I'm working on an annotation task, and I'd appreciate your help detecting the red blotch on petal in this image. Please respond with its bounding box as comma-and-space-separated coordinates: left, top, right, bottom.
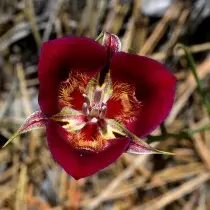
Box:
46, 120, 130, 179
110, 52, 176, 137
38, 37, 108, 116
106, 99, 123, 119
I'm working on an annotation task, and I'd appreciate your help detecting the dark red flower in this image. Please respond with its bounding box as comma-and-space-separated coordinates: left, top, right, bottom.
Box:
5, 32, 176, 179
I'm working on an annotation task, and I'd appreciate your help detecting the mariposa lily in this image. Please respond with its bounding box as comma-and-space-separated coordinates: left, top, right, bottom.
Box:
4, 32, 176, 179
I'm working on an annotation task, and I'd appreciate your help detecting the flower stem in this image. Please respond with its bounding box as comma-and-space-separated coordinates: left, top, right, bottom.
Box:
175, 43, 210, 117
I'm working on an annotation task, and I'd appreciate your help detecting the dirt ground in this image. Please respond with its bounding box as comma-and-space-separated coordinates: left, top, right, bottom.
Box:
1, 0, 210, 209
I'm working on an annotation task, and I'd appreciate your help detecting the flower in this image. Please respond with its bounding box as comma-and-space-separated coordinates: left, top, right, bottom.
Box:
5, 32, 176, 180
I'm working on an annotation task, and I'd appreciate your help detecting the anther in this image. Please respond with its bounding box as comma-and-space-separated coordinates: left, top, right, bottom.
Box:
90, 117, 98, 123
82, 103, 89, 116
82, 94, 90, 105
99, 105, 107, 118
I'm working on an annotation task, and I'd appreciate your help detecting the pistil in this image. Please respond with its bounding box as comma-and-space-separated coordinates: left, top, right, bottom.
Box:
82, 92, 107, 122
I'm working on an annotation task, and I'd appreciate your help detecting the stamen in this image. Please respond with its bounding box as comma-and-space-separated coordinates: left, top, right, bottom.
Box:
82, 103, 89, 116
82, 94, 90, 106
99, 105, 107, 118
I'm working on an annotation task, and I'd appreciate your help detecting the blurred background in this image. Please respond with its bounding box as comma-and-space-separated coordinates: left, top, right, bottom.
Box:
1, 0, 210, 209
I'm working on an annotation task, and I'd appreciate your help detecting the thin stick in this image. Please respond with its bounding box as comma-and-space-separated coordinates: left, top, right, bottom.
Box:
138, 3, 183, 56
176, 44, 210, 117
152, 42, 210, 61
16, 63, 37, 155
82, 145, 158, 209
24, 0, 42, 48
135, 173, 210, 210
42, 0, 63, 42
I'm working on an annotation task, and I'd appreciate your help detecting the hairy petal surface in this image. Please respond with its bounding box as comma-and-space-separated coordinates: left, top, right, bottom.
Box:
110, 52, 176, 137
38, 37, 107, 116
46, 120, 130, 179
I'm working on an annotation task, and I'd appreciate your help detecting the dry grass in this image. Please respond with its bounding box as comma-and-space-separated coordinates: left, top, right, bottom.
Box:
1, 0, 210, 209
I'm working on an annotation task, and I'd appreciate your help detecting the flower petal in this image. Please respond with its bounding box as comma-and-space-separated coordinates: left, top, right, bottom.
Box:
110, 52, 176, 137
46, 120, 130, 179
38, 37, 108, 116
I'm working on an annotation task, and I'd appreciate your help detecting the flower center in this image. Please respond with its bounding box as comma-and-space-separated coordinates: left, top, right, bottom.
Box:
82, 90, 107, 123
78, 71, 113, 125
55, 71, 141, 151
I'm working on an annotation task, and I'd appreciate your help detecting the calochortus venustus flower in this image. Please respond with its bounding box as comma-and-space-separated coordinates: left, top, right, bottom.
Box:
5, 32, 176, 179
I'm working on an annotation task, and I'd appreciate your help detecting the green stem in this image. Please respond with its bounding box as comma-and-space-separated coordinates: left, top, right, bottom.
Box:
148, 124, 210, 143
188, 125, 210, 135
160, 122, 167, 134
176, 43, 210, 117
95, 31, 104, 42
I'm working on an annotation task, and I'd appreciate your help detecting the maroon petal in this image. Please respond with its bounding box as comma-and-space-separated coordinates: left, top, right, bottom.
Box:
110, 52, 176, 137
46, 120, 130, 179
38, 37, 108, 116
106, 99, 123, 119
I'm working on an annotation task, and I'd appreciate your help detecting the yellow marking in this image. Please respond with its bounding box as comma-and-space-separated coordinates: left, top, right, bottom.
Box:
59, 71, 90, 107
57, 71, 142, 151
110, 82, 141, 124
101, 72, 113, 103
120, 93, 132, 112
86, 73, 100, 105
67, 130, 105, 152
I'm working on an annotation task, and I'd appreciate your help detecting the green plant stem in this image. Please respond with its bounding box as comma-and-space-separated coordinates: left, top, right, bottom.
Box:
160, 122, 167, 134
176, 43, 210, 117
148, 124, 210, 143
95, 31, 104, 42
